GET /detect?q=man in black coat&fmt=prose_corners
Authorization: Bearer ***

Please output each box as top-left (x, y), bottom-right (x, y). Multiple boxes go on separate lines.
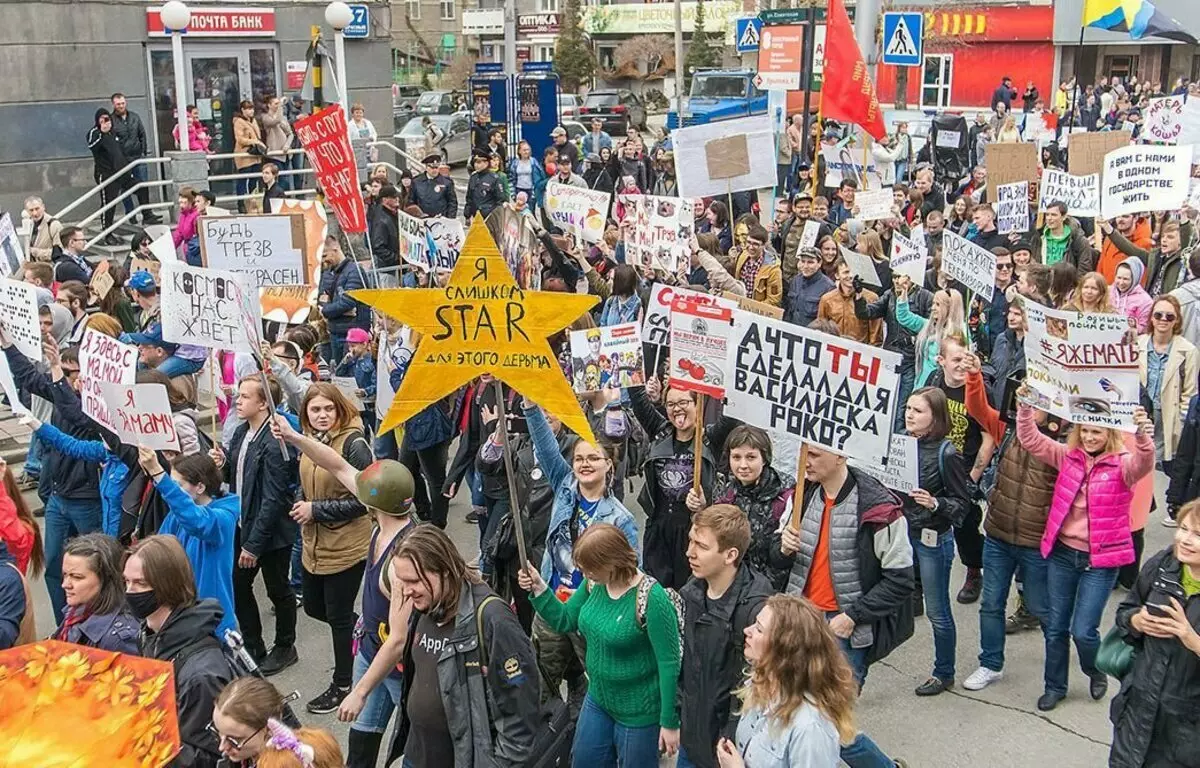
top-left (410, 153), bottom-right (458, 218)
top-left (369, 184), bottom-right (402, 279)
top-left (110, 92), bottom-right (160, 224)
top-left (86, 108), bottom-right (135, 244)
top-left (318, 235), bottom-right (369, 361)
top-left (463, 149), bottom-right (507, 221)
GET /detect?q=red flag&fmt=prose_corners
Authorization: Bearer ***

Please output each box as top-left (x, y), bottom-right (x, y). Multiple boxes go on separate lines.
top-left (294, 104), bottom-right (367, 234)
top-left (821, 0), bottom-right (887, 142)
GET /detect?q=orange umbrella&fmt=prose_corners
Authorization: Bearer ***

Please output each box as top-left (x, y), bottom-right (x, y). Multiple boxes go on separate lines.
top-left (0, 640), bottom-right (181, 768)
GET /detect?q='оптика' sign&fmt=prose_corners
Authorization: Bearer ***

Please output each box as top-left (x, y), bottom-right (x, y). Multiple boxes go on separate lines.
top-left (146, 7), bottom-right (275, 36)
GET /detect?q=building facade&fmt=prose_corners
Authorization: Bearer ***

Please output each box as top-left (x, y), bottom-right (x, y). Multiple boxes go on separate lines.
top-left (1053, 0), bottom-right (1200, 88)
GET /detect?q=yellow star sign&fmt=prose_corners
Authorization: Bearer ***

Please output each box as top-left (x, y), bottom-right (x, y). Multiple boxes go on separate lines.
top-left (350, 215), bottom-right (599, 444)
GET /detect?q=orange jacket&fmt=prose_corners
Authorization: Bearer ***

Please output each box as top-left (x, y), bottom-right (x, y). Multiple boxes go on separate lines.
top-left (1096, 218), bottom-right (1152, 285)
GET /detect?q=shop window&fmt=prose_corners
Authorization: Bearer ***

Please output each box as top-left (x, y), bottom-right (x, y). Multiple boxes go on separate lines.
top-left (440, 0), bottom-right (454, 20)
top-left (539, 0), bottom-right (558, 11)
top-left (598, 45), bottom-right (616, 70)
top-left (536, 44), bottom-right (554, 62)
top-left (921, 53), bottom-right (952, 109)
top-left (407, 0), bottom-right (420, 20)
top-left (1191, 54), bottom-right (1200, 83)
top-left (1104, 55), bottom-right (1139, 81)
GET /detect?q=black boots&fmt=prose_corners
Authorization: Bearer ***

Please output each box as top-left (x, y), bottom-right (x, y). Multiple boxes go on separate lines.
top-left (346, 729), bottom-right (384, 768)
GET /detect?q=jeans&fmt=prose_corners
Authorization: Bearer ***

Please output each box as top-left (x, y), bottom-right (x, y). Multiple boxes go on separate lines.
top-left (979, 536), bottom-right (1048, 671)
top-left (401, 441), bottom-right (450, 528)
top-left (480, 495), bottom-right (509, 576)
top-left (895, 363), bottom-right (916, 432)
top-left (830, 616), bottom-right (895, 768)
top-left (676, 747), bottom-right (700, 768)
top-left (303, 560), bottom-right (366, 687)
top-left (123, 162), bottom-right (152, 217)
top-left (571, 694), bottom-right (660, 768)
top-left (24, 432), bottom-right (44, 478)
top-left (233, 543), bottom-right (297, 656)
top-left (1043, 542), bottom-right (1119, 696)
top-left (351, 648), bottom-right (405, 733)
top-left (236, 162), bottom-right (262, 212)
top-left (155, 355), bottom-right (206, 379)
top-left (329, 336), bottom-right (347, 368)
top-left (44, 495), bottom-right (103, 624)
top-left (466, 466), bottom-right (485, 508)
top-left (289, 538), bottom-right (303, 593)
top-left (914, 528), bottom-right (957, 680)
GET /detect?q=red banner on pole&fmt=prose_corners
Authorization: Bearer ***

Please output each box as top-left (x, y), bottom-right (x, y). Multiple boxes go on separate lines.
top-left (822, 0), bottom-right (887, 142)
top-left (294, 104), bottom-right (367, 234)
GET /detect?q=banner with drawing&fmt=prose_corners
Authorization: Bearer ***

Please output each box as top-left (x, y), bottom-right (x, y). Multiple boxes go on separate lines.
top-left (398, 209), bottom-right (429, 269)
top-left (619, 194), bottom-right (696, 274)
top-left (724, 311), bottom-right (901, 464)
top-left (545, 183), bottom-right (609, 244)
top-left (160, 262), bottom-right (257, 353)
top-left (426, 216), bottom-right (465, 272)
top-left (820, 146), bottom-right (882, 189)
top-left (1021, 299), bottom-right (1140, 431)
top-left (890, 230), bottom-right (926, 286)
top-left (668, 298), bottom-right (733, 399)
top-left (569, 322), bottom-right (646, 392)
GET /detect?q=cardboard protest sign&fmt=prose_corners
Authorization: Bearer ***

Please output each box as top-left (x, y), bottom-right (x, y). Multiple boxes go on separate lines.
top-left (160, 262), bottom-right (256, 352)
top-left (705, 134), bottom-right (752, 180)
top-left (1144, 96), bottom-right (1184, 144)
top-left (0, 354), bottom-right (25, 416)
top-left (1069, 131), bottom-right (1131, 176)
top-left (995, 181), bottom-right (1029, 236)
top-left (1022, 299), bottom-right (1140, 431)
top-left (397, 208), bottom-right (429, 268)
top-left (294, 104), bottom-right (367, 234)
top-left (668, 298), bottom-right (733, 399)
top-left (821, 146), bottom-right (882, 189)
top-left (724, 312), bottom-right (901, 463)
top-left (722, 292), bottom-right (785, 320)
top-left (839, 246), bottom-right (882, 287)
top-left (89, 259), bottom-right (115, 300)
top-left (642, 283), bottom-right (735, 348)
top-left (0, 212), bottom-right (24, 278)
top-left (262, 199), bottom-right (327, 325)
top-left (426, 216), bottom-right (465, 272)
top-left (849, 435), bottom-right (919, 493)
top-left (1101, 144), bottom-right (1193, 218)
top-left (890, 230), bottom-right (926, 286)
top-left (0, 278), bottom-right (42, 362)
top-left (544, 183), bottom-right (609, 244)
top-left (349, 217), bottom-right (599, 443)
top-left (1039, 169), bottom-right (1100, 217)
top-left (100, 382), bottom-right (181, 451)
top-left (200, 214), bottom-right (307, 289)
top-left (1178, 98), bottom-right (1200, 149)
top-left (569, 323), bottom-right (645, 392)
top-left (674, 115), bottom-right (777, 198)
top-left (855, 187), bottom-right (895, 221)
top-left (620, 194), bottom-right (696, 274)
top-left (800, 219), bottom-right (821, 249)
top-left (129, 257), bottom-right (161, 284)
top-left (986, 143), bottom-right (1039, 197)
top-left (942, 231), bottom-right (997, 302)
top-left (486, 206), bottom-right (541, 290)
top-left (79, 328), bottom-right (137, 435)
top-left (148, 232), bottom-right (178, 264)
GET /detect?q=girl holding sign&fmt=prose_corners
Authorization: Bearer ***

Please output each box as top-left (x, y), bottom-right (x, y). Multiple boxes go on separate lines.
top-left (895, 282), bottom-right (969, 387)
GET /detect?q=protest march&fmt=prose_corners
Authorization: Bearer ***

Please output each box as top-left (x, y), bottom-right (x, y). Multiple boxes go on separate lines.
top-left (5, 0), bottom-right (1200, 766)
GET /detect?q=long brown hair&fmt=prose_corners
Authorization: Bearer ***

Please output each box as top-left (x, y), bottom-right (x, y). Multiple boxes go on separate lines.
top-left (2, 465), bottom-right (43, 576)
top-left (739, 595), bottom-right (858, 744)
top-left (391, 524), bottom-right (481, 620)
top-left (299, 382), bottom-right (363, 435)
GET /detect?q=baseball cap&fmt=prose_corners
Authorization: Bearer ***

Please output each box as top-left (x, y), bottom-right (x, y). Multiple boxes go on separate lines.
top-left (126, 322), bottom-right (179, 353)
top-left (126, 270), bottom-right (157, 293)
top-left (355, 460), bottom-right (416, 517)
top-left (346, 328), bottom-right (370, 344)
top-left (550, 126), bottom-right (567, 137)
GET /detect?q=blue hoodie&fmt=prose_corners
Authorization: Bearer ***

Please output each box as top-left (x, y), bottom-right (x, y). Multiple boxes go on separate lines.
top-left (155, 474), bottom-right (240, 638)
top-left (0, 541), bottom-right (24, 649)
top-left (35, 423), bottom-right (131, 537)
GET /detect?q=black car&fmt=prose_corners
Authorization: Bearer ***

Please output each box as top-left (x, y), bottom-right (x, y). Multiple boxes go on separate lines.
top-left (579, 89), bottom-right (648, 135)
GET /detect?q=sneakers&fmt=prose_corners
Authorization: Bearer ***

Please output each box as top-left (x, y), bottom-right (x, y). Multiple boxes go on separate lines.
top-left (259, 645), bottom-right (299, 677)
top-left (1089, 672), bottom-right (1109, 700)
top-left (306, 682), bottom-right (351, 715)
top-left (1162, 517), bottom-right (1179, 528)
top-left (914, 676), bottom-right (953, 696)
top-left (963, 667), bottom-right (1003, 691)
top-left (15, 473), bottom-right (38, 491)
top-left (465, 508), bottom-right (482, 524)
top-left (1037, 691), bottom-right (1065, 711)
top-left (1005, 599), bottom-right (1040, 634)
top-left (957, 569), bottom-right (982, 604)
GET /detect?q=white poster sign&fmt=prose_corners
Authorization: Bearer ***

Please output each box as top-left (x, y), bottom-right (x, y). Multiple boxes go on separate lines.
top-left (200, 214), bottom-right (306, 288)
top-left (1177, 98), bottom-right (1200, 149)
top-left (642, 283), bottom-right (735, 348)
top-left (620, 194), bottom-right (696, 274)
top-left (800, 219), bottom-right (821, 249)
top-left (0, 213), bottom-right (25, 279)
top-left (821, 146), bottom-right (883, 189)
top-left (890, 230), bottom-right (926, 286)
top-left (149, 232), bottom-right (179, 264)
top-left (332, 375), bottom-right (365, 410)
top-left (545, 183), bottom-right (609, 244)
top-left (856, 187), bottom-right (895, 221)
top-left (673, 115), bottom-right (778, 198)
top-left (942, 231), bottom-right (996, 302)
top-left (839, 246), bottom-right (882, 287)
top-left (79, 328), bottom-right (138, 434)
top-left (1144, 96), bottom-right (1184, 144)
top-left (100, 382), bottom-right (181, 451)
top-left (1101, 144), bottom-right (1193, 218)
top-left (0, 278), bottom-right (42, 362)
top-left (0, 354), bottom-right (26, 416)
top-left (995, 181), bottom-right (1029, 236)
top-left (160, 262), bottom-right (256, 352)
top-left (397, 209), bottom-right (429, 269)
top-left (849, 434), bottom-right (920, 494)
top-left (426, 216), bottom-right (465, 272)
top-left (667, 298), bottom-right (734, 399)
top-left (724, 311), bottom-right (901, 463)
top-left (1039, 169), bottom-right (1100, 217)
top-left (934, 130), bottom-right (962, 149)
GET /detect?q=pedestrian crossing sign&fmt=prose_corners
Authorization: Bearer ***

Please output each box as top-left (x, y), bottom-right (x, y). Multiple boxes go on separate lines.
top-left (882, 12), bottom-right (923, 67)
top-left (736, 17), bottom-right (762, 53)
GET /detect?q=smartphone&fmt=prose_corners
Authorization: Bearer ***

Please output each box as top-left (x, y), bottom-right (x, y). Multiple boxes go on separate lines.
top-left (1146, 602), bottom-right (1170, 619)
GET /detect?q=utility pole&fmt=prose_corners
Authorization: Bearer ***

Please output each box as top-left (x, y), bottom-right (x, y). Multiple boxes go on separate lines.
top-left (854, 0), bottom-right (882, 78)
top-left (674, 0), bottom-right (684, 124)
top-left (504, 0), bottom-right (517, 73)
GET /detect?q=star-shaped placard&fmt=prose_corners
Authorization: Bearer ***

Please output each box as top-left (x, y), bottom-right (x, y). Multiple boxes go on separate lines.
top-left (351, 215), bottom-right (599, 444)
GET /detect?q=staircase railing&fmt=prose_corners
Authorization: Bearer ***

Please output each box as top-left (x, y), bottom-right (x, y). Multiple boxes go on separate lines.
top-left (52, 156), bottom-right (173, 223)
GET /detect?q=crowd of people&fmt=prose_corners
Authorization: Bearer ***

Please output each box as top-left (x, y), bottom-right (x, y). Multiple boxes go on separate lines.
top-left (2, 69), bottom-right (1200, 768)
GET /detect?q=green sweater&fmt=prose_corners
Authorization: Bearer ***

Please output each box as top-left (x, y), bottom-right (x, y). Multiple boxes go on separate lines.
top-left (532, 578), bottom-right (681, 729)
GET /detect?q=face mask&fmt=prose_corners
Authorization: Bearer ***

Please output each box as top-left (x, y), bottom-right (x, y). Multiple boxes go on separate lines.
top-left (126, 589), bottom-right (159, 620)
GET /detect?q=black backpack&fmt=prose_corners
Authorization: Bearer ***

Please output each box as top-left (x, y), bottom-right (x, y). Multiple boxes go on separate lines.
top-left (172, 632), bottom-right (302, 728)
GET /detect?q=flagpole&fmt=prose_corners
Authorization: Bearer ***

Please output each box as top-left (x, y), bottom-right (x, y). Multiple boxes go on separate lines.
top-left (1067, 23), bottom-right (1085, 133)
top-left (810, 91), bottom-right (824, 198)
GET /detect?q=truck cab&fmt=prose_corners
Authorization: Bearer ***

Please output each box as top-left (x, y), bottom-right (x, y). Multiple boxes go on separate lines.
top-left (666, 69), bottom-right (767, 129)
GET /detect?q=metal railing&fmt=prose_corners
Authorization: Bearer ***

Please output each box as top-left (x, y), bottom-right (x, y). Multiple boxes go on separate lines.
top-left (52, 157), bottom-right (173, 222)
top-left (83, 201), bottom-right (177, 250)
top-left (369, 139), bottom-right (468, 195)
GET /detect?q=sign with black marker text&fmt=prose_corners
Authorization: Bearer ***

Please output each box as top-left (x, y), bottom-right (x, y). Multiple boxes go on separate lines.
top-left (942, 231), bottom-right (996, 302)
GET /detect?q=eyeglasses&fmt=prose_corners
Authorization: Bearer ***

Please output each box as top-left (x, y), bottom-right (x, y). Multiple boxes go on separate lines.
top-left (1153, 312), bottom-right (1178, 322)
top-left (996, 263), bottom-right (1013, 271)
top-left (62, 367), bottom-right (81, 378)
top-left (205, 722), bottom-right (264, 751)
top-left (746, 240), bottom-right (765, 249)
top-left (665, 399), bottom-right (693, 412)
top-left (573, 454), bottom-right (606, 465)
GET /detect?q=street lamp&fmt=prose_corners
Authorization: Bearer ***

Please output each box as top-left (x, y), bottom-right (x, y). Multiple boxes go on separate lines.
top-left (161, 1), bottom-right (192, 151)
top-left (325, 1), bottom-right (354, 115)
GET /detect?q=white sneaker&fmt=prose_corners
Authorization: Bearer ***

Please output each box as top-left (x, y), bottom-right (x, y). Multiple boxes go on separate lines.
top-left (963, 667), bottom-right (1003, 691)
top-left (1162, 517), bottom-right (1179, 528)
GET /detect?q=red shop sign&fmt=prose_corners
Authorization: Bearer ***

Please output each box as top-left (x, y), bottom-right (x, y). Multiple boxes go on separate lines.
top-left (146, 6), bottom-right (277, 37)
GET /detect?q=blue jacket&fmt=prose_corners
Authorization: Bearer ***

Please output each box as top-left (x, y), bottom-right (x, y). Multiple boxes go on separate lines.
top-left (391, 364), bottom-right (452, 451)
top-left (35, 422), bottom-right (130, 538)
top-left (335, 353), bottom-right (377, 399)
top-left (156, 474), bottom-right (240, 638)
top-left (508, 155), bottom-right (548, 196)
top-left (525, 405), bottom-right (640, 584)
top-left (319, 257), bottom-right (370, 340)
top-left (0, 541), bottom-right (24, 649)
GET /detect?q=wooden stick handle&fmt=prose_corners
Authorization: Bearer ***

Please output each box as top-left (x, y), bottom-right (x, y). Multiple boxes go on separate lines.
top-left (691, 394), bottom-right (706, 495)
top-left (791, 442), bottom-right (809, 533)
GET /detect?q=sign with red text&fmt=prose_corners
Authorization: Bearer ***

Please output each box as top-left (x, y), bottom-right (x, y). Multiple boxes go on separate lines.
top-left (668, 298), bottom-right (733, 399)
top-left (724, 310), bottom-right (901, 463)
top-left (642, 283), bottom-right (735, 348)
top-left (294, 105), bottom-right (367, 234)
top-left (146, 7), bottom-right (275, 36)
top-left (79, 329), bottom-right (138, 435)
top-left (100, 382), bottom-right (181, 451)
top-left (1144, 96), bottom-right (1184, 144)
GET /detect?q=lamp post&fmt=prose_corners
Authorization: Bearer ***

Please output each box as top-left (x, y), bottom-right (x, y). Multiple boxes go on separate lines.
top-left (325, 1), bottom-right (353, 114)
top-left (161, 1), bottom-right (192, 151)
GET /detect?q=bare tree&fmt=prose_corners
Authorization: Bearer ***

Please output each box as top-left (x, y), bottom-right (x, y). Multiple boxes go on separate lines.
top-left (609, 35), bottom-right (676, 80)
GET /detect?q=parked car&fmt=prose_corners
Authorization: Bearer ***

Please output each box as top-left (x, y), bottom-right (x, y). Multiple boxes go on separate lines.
top-left (562, 120), bottom-right (587, 145)
top-left (396, 112), bottom-right (472, 165)
top-left (415, 90), bottom-right (467, 116)
top-left (578, 89), bottom-right (647, 135)
top-left (558, 93), bottom-right (581, 120)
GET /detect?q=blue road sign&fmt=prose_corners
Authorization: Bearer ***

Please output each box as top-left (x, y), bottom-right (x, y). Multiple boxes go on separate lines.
top-left (882, 12), bottom-right (923, 67)
top-left (735, 17), bottom-right (762, 53)
top-left (344, 4), bottom-right (370, 38)
top-left (475, 62), bottom-right (504, 74)
top-left (522, 61), bottom-right (554, 73)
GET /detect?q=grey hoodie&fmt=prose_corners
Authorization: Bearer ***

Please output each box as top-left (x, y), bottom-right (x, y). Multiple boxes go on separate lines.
top-left (1171, 278), bottom-right (1200, 351)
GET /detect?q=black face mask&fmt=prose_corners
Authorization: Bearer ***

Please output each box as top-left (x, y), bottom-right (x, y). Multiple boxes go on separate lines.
top-left (126, 589), bottom-right (159, 620)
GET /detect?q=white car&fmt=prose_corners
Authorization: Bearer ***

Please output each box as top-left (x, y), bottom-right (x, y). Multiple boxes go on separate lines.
top-left (396, 113), bottom-right (472, 166)
top-left (559, 94), bottom-right (581, 120)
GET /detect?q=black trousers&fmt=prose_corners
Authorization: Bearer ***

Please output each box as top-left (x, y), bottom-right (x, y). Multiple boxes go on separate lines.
top-left (400, 441), bottom-right (450, 528)
top-left (233, 544), bottom-right (297, 656)
top-left (1118, 528), bottom-right (1146, 591)
top-left (97, 172), bottom-right (134, 229)
top-left (956, 503), bottom-right (984, 570)
top-left (302, 560), bottom-right (366, 687)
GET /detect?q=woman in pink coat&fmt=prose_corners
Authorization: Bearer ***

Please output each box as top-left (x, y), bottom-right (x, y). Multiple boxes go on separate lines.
top-left (1015, 391), bottom-right (1154, 713)
top-left (171, 105), bottom-right (212, 153)
top-left (1109, 257), bottom-right (1153, 333)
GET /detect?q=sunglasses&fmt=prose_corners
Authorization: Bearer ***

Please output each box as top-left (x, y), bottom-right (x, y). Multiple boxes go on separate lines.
top-left (205, 722), bottom-right (264, 751)
top-left (1153, 312), bottom-right (1177, 322)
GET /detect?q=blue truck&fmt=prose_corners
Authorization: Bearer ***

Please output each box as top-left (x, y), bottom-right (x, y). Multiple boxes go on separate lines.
top-left (666, 69), bottom-right (767, 129)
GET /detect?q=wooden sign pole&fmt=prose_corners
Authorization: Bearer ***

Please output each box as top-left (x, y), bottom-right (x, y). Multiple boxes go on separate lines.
top-left (691, 393), bottom-right (706, 495)
top-left (208, 353), bottom-right (220, 447)
top-left (791, 442), bottom-right (810, 533)
top-left (492, 380), bottom-right (528, 568)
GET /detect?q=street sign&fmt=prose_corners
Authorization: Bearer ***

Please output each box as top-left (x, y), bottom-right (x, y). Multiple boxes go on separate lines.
top-left (344, 4), bottom-right (370, 38)
top-left (756, 25), bottom-right (803, 91)
top-left (735, 17), bottom-right (762, 52)
top-left (882, 12), bottom-right (923, 67)
top-left (759, 7), bottom-right (806, 25)
top-left (475, 62), bottom-right (504, 74)
top-left (522, 61), bottom-right (554, 73)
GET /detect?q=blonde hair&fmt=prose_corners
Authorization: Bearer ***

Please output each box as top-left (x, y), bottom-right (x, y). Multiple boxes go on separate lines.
top-left (1068, 272), bottom-right (1114, 314)
top-left (915, 289), bottom-right (967, 381)
top-left (1065, 424), bottom-right (1126, 456)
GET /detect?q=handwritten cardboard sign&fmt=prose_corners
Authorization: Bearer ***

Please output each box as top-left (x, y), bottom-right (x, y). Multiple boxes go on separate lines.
top-left (199, 214), bottom-right (308, 289)
top-left (79, 328), bottom-right (138, 435)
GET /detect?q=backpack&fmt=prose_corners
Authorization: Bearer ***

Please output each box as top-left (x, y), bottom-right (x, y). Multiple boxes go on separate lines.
top-left (172, 632), bottom-right (302, 728)
top-left (634, 573), bottom-right (684, 637)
